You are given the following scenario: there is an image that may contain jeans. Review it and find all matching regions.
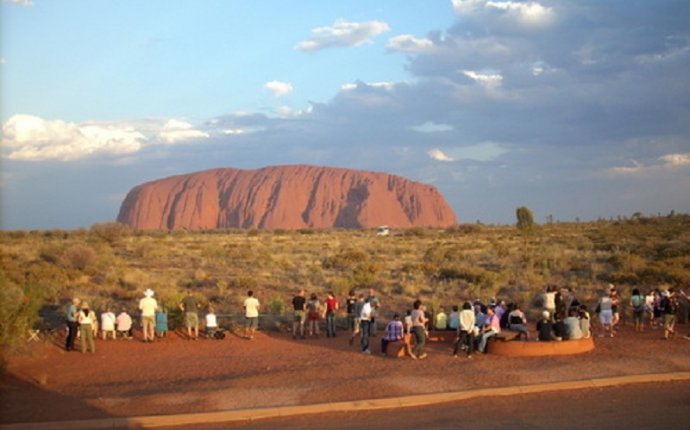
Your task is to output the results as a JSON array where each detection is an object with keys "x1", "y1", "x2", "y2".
[
  {"x1": 478, "y1": 329, "x2": 497, "y2": 352},
  {"x1": 360, "y1": 320, "x2": 371, "y2": 352},
  {"x1": 326, "y1": 312, "x2": 337, "y2": 337},
  {"x1": 65, "y1": 321, "x2": 78, "y2": 351},
  {"x1": 452, "y1": 330, "x2": 475, "y2": 356},
  {"x1": 412, "y1": 326, "x2": 426, "y2": 356}
]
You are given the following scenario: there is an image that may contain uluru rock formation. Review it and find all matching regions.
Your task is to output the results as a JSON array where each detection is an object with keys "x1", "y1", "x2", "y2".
[{"x1": 116, "y1": 165, "x2": 458, "y2": 230}]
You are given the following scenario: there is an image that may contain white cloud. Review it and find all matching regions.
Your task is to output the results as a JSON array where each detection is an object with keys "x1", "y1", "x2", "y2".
[
  {"x1": 158, "y1": 119, "x2": 210, "y2": 144},
  {"x1": 608, "y1": 153, "x2": 690, "y2": 176},
  {"x1": 296, "y1": 19, "x2": 390, "y2": 52},
  {"x1": 0, "y1": 115, "x2": 214, "y2": 160},
  {"x1": 2, "y1": 0, "x2": 34, "y2": 6},
  {"x1": 486, "y1": 1, "x2": 554, "y2": 26},
  {"x1": 452, "y1": 0, "x2": 554, "y2": 27},
  {"x1": 264, "y1": 80, "x2": 294, "y2": 97},
  {"x1": 659, "y1": 153, "x2": 690, "y2": 166},
  {"x1": 462, "y1": 69, "x2": 503, "y2": 89},
  {"x1": 342, "y1": 81, "x2": 397, "y2": 91},
  {"x1": 451, "y1": 0, "x2": 486, "y2": 15},
  {"x1": 275, "y1": 105, "x2": 314, "y2": 118},
  {"x1": 1, "y1": 114, "x2": 145, "y2": 161},
  {"x1": 411, "y1": 121, "x2": 453, "y2": 133},
  {"x1": 428, "y1": 148, "x2": 454, "y2": 162},
  {"x1": 387, "y1": 34, "x2": 434, "y2": 53}
]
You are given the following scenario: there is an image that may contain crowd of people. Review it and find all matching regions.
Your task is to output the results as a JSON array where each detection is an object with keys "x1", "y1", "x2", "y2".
[{"x1": 64, "y1": 284, "x2": 689, "y2": 356}]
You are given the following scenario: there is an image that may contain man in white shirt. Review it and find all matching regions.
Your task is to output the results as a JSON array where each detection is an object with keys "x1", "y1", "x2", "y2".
[
  {"x1": 359, "y1": 300, "x2": 372, "y2": 354},
  {"x1": 243, "y1": 290, "x2": 260, "y2": 340},
  {"x1": 139, "y1": 288, "x2": 158, "y2": 342}
]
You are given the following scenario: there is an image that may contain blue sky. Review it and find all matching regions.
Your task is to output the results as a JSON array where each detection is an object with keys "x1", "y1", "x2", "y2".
[{"x1": 1, "y1": 0, "x2": 689, "y2": 229}]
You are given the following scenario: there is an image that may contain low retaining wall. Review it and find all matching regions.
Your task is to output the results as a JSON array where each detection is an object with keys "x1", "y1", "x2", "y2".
[{"x1": 487, "y1": 337, "x2": 595, "y2": 357}]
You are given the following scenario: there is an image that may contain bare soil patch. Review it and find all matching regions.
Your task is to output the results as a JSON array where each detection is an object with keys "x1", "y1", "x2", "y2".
[{"x1": 2, "y1": 324, "x2": 689, "y2": 424}]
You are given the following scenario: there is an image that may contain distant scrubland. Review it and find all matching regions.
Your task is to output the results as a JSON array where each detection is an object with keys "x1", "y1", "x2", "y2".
[{"x1": 2, "y1": 214, "x2": 689, "y2": 351}]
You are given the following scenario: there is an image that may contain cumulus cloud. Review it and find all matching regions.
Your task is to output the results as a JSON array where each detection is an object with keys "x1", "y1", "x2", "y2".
[
  {"x1": 264, "y1": 80, "x2": 294, "y2": 97},
  {"x1": 452, "y1": 0, "x2": 554, "y2": 27},
  {"x1": 462, "y1": 69, "x2": 503, "y2": 89},
  {"x1": 158, "y1": 119, "x2": 210, "y2": 144},
  {"x1": 428, "y1": 148, "x2": 454, "y2": 162},
  {"x1": 486, "y1": 1, "x2": 554, "y2": 26},
  {"x1": 1, "y1": 114, "x2": 145, "y2": 161},
  {"x1": 387, "y1": 34, "x2": 434, "y2": 53},
  {"x1": 608, "y1": 153, "x2": 690, "y2": 176},
  {"x1": 0, "y1": 115, "x2": 213, "y2": 160},
  {"x1": 296, "y1": 19, "x2": 390, "y2": 51},
  {"x1": 659, "y1": 153, "x2": 690, "y2": 166}
]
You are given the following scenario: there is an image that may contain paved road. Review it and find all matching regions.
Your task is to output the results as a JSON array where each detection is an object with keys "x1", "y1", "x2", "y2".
[{"x1": 159, "y1": 380, "x2": 690, "y2": 430}]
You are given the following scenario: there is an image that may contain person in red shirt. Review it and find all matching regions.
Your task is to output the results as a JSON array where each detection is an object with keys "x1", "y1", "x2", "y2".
[{"x1": 325, "y1": 292, "x2": 339, "y2": 338}]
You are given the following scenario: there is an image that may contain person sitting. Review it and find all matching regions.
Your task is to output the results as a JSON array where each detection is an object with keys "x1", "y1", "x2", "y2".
[
  {"x1": 536, "y1": 311, "x2": 555, "y2": 341},
  {"x1": 116, "y1": 309, "x2": 133, "y2": 339},
  {"x1": 205, "y1": 307, "x2": 219, "y2": 338},
  {"x1": 579, "y1": 305, "x2": 592, "y2": 338},
  {"x1": 434, "y1": 307, "x2": 448, "y2": 331},
  {"x1": 448, "y1": 305, "x2": 460, "y2": 331},
  {"x1": 477, "y1": 305, "x2": 500, "y2": 353},
  {"x1": 380, "y1": 313, "x2": 404, "y2": 356},
  {"x1": 100, "y1": 307, "x2": 117, "y2": 340},
  {"x1": 155, "y1": 307, "x2": 168, "y2": 338},
  {"x1": 508, "y1": 303, "x2": 529, "y2": 340},
  {"x1": 553, "y1": 312, "x2": 566, "y2": 341},
  {"x1": 474, "y1": 302, "x2": 486, "y2": 331},
  {"x1": 563, "y1": 308, "x2": 583, "y2": 340}
]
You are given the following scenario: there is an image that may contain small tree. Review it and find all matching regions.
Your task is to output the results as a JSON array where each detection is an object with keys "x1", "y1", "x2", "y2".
[{"x1": 516, "y1": 206, "x2": 535, "y2": 230}]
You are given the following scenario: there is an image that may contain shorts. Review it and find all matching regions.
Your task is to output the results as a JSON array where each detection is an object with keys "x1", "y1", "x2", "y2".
[
  {"x1": 663, "y1": 314, "x2": 676, "y2": 329},
  {"x1": 245, "y1": 317, "x2": 259, "y2": 329},
  {"x1": 294, "y1": 310, "x2": 306, "y2": 323},
  {"x1": 141, "y1": 316, "x2": 155, "y2": 331},
  {"x1": 185, "y1": 312, "x2": 199, "y2": 329},
  {"x1": 308, "y1": 311, "x2": 320, "y2": 321},
  {"x1": 599, "y1": 309, "x2": 613, "y2": 325}
]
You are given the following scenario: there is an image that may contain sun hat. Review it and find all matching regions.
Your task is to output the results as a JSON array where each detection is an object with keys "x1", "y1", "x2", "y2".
[
  {"x1": 542, "y1": 310, "x2": 550, "y2": 319},
  {"x1": 144, "y1": 288, "x2": 155, "y2": 298}
]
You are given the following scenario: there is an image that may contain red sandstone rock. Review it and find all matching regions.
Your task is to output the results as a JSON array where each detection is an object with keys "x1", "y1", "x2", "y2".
[{"x1": 117, "y1": 165, "x2": 458, "y2": 230}]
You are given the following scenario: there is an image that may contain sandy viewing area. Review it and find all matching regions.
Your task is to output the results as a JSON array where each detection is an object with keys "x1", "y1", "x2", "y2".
[{"x1": 1, "y1": 324, "x2": 689, "y2": 425}]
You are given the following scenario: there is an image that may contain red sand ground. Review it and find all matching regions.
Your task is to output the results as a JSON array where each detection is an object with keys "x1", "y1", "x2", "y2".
[{"x1": 1, "y1": 324, "x2": 689, "y2": 425}]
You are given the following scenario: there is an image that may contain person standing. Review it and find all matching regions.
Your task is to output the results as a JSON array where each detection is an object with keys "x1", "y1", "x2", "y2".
[
  {"x1": 179, "y1": 289, "x2": 201, "y2": 340},
  {"x1": 411, "y1": 299, "x2": 428, "y2": 359},
  {"x1": 65, "y1": 297, "x2": 80, "y2": 351},
  {"x1": 139, "y1": 288, "x2": 158, "y2": 342},
  {"x1": 243, "y1": 290, "x2": 260, "y2": 339},
  {"x1": 366, "y1": 289, "x2": 381, "y2": 337},
  {"x1": 453, "y1": 301, "x2": 476, "y2": 358},
  {"x1": 292, "y1": 289, "x2": 307, "y2": 339},
  {"x1": 325, "y1": 292, "x2": 339, "y2": 338},
  {"x1": 660, "y1": 289, "x2": 679, "y2": 340},
  {"x1": 349, "y1": 293, "x2": 365, "y2": 345},
  {"x1": 630, "y1": 288, "x2": 646, "y2": 332},
  {"x1": 344, "y1": 290, "x2": 358, "y2": 340},
  {"x1": 76, "y1": 302, "x2": 97, "y2": 353},
  {"x1": 359, "y1": 298, "x2": 373, "y2": 354}
]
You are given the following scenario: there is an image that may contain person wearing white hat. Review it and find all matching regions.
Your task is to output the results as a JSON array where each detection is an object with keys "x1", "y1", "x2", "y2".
[{"x1": 139, "y1": 289, "x2": 158, "y2": 342}]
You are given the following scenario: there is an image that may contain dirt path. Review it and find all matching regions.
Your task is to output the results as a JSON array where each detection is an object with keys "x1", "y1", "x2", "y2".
[{"x1": 2, "y1": 324, "x2": 689, "y2": 424}]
